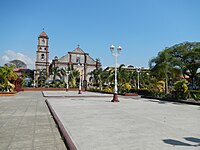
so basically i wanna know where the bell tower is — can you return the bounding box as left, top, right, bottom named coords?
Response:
left=35, top=31, right=49, bottom=81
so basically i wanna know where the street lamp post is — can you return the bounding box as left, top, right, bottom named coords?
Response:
left=136, top=67, right=141, bottom=89
left=66, top=71, right=70, bottom=91
left=33, top=69, right=36, bottom=88
left=78, top=64, right=83, bottom=94
left=110, top=45, right=122, bottom=102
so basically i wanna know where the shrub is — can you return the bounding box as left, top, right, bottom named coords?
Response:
left=102, top=87, right=113, bottom=93
left=174, top=80, right=188, bottom=93
left=172, top=80, right=189, bottom=100
left=156, top=81, right=165, bottom=93
left=87, top=88, right=100, bottom=92
left=190, top=90, right=200, bottom=101
left=120, top=83, right=132, bottom=93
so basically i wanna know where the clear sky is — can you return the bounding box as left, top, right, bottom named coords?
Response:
left=0, top=0, right=200, bottom=69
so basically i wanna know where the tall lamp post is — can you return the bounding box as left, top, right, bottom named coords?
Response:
left=136, top=67, right=141, bottom=89
left=66, top=71, right=70, bottom=91
left=78, top=64, right=83, bottom=94
left=33, top=69, right=36, bottom=88
left=110, top=45, right=122, bottom=102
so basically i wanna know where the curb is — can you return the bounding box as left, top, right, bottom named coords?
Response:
left=45, top=100, right=78, bottom=150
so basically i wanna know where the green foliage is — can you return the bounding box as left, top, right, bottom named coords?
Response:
left=172, top=80, right=189, bottom=100
left=0, top=65, right=17, bottom=92
left=149, top=42, right=200, bottom=91
left=87, top=87, right=101, bottom=92
left=68, top=65, right=80, bottom=88
left=120, top=83, right=131, bottom=93
left=37, top=69, right=47, bottom=87
left=102, top=87, right=113, bottom=93
left=174, top=80, right=188, bottom=93
left=156, top=81, right=165, bottom=93
left=190, top=90, right=200, bottom=101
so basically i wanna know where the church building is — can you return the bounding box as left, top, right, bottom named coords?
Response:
left=35, top=31, right=101, bottom=85
left=50, top=45, right=101, bottom=82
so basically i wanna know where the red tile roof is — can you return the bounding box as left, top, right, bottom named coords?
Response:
left=39, top=31, right=48, bottom=38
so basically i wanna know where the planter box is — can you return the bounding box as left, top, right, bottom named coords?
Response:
left=23, top=88, right=85, bottom=91
left=0, top=92, right=17, bottom=96
left=124, top=93, right=139, bottom=96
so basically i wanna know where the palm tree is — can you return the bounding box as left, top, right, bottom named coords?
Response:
left=89, top=68, right=104, bottom=90
left=51, top=66, right=61, bottom=81
left=37, top=69, right=47, bottom=87
left=117, top=64, right=131, bottom=92
left=149, top=49, right=174, bottom=93
left=68, top=65, right=80, bottom=88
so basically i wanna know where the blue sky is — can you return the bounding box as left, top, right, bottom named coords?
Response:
left=0, top=0, right=200, bottom=69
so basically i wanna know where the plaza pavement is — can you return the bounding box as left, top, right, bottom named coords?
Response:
left=46, top=91, right=200, bottom=150
left=0, top=91, right=66, bottom=150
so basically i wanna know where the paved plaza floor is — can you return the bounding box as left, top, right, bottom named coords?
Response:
left=0, top=91, right=200, bottom=150
left=46, top=91, right=200, bottom=150
left=0, top=91, right=66, bottom=150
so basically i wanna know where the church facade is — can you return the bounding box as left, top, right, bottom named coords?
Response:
left=35, top=31, right=101, bottom=85
left=50, top=46, right=101, bottom=81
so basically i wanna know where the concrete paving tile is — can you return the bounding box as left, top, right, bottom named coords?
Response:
left=56, top=143, right=68, bottom=150
left=34, top=139, right=55, bottom=148
left=34, top=145, right=57, bottom=150
left=9, top=147, right=32, bottom=150
left=35, top=128, right=52, bottom=134
left=8, top=140, right=32, bottom=149
left=34, top=132, right=53, bottom=138
left=0, top=135, right=13, bottom=143
left=0, top=142, right=10, bottom=150
left=0, top=128, right=15, bottom=135
left=0, top=91, right=67, bottom=150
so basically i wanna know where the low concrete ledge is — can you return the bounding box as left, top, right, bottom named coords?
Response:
left=0, top=92, right=17, bottom=96
left=45, top=100, right=77, bottom=150
left=141, top=95, right=200, bottom=106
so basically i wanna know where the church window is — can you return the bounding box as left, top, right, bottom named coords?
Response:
left=76, top=57, right=80, bottom=63
left=41, top=54, right=45, bottom=60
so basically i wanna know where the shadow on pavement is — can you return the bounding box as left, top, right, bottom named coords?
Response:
left=163, top=137, right=200, bottom=147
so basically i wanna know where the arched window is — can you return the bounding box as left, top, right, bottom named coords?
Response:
left=41, top=54, right=45, bottom=60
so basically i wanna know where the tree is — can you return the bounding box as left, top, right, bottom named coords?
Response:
left=149, top=41, right=200, bottom=91
left=89, top=68, right=107, bottom=90
left=51, top=66, right=61, bottom=81
left=149, top=49, right=175, bottom=93
left=169, top=42, right=200, bottom=89
left=117, top=64, right=132, bottom=92
left=6, top=59, right=27, bottom=68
